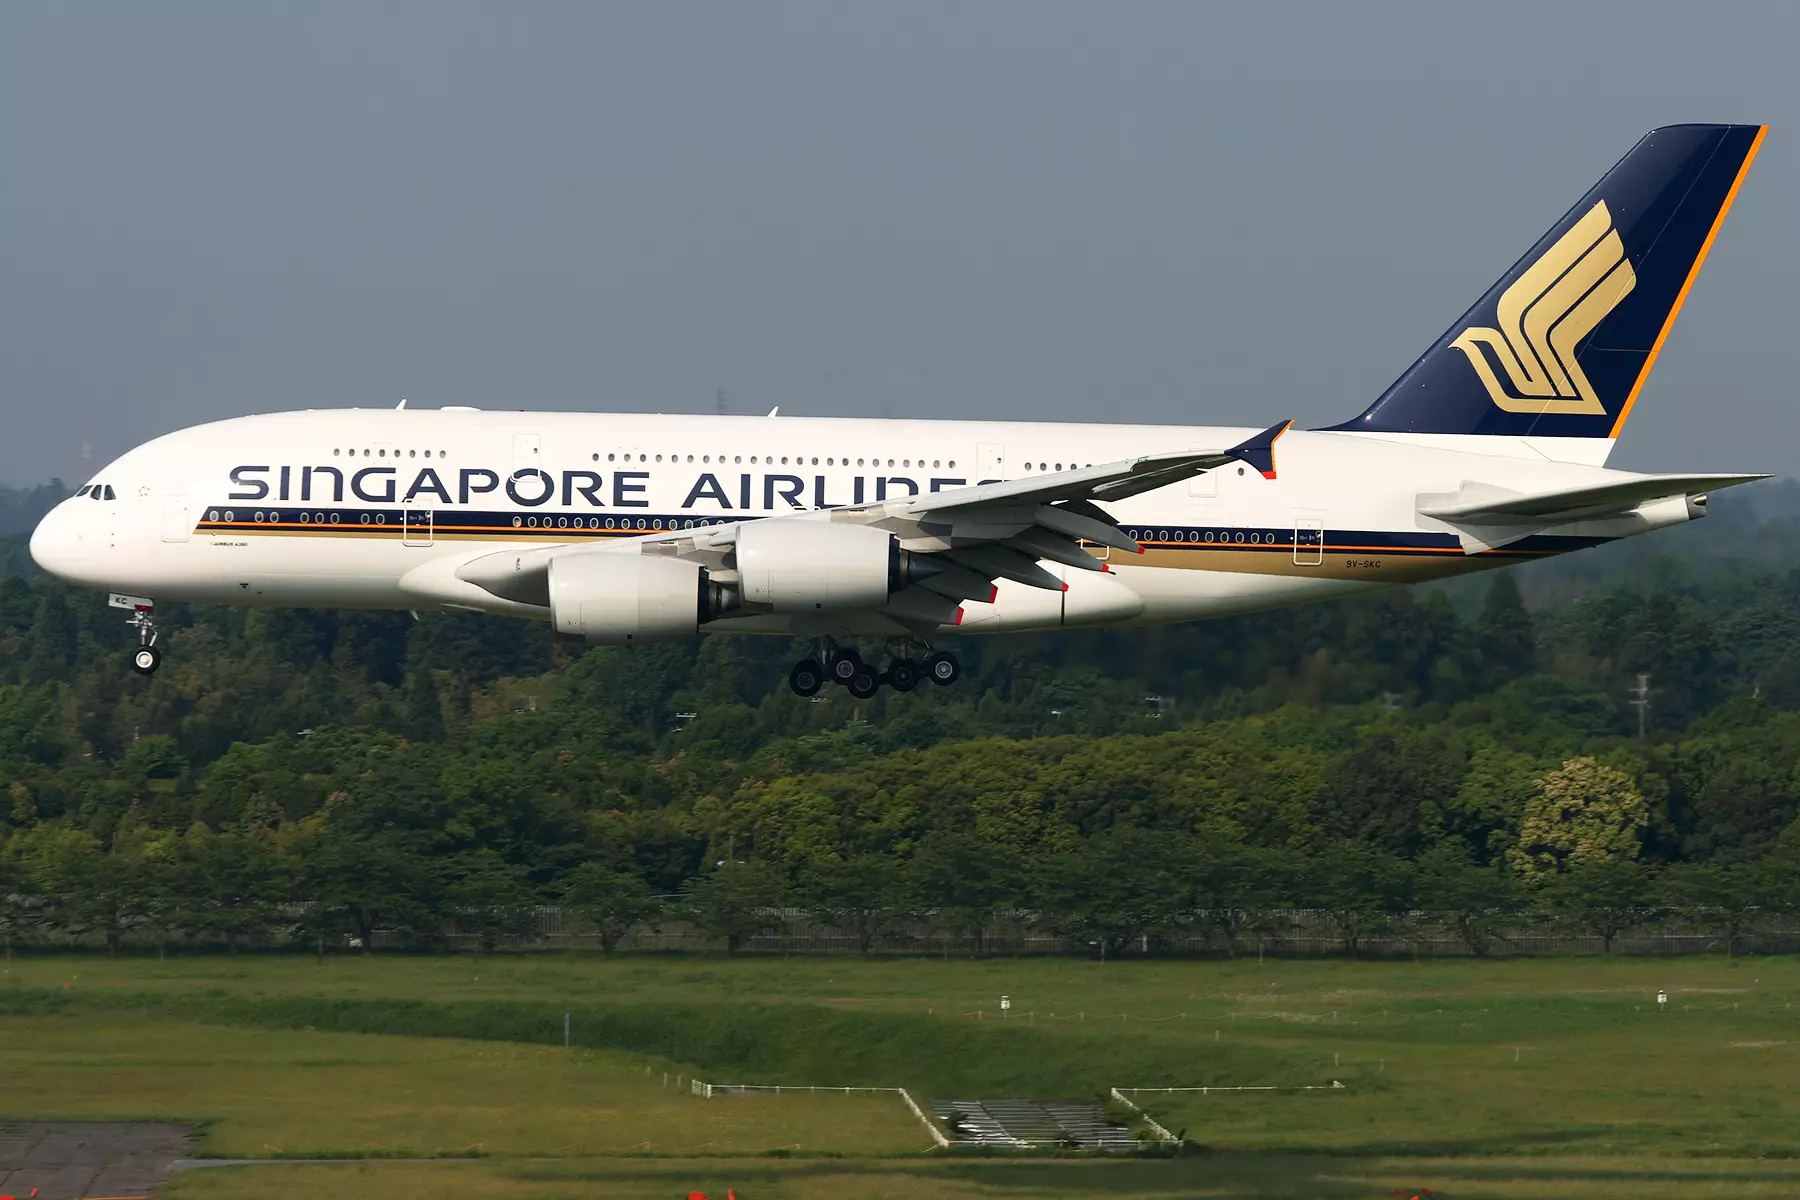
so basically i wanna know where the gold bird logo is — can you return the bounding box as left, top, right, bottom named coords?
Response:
left=1452, top=200, right=1636, bottom=415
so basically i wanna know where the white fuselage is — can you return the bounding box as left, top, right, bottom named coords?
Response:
left=29, top=407, right=1684, bottom=638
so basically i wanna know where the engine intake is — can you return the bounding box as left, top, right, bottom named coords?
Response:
left=734, top=521, right=898, bottom=613
left=548, top=552, right=735, bottom=644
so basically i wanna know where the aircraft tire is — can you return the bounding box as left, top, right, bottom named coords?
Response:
left=886, top=658, right=921, bottom=692
left=828, top=647, right=863, bottom=684
left=131, top=645, right=162, bottom=676
left=847, top=667, right=882, bottom=700
left=924, top=651, right=960, bottom=687
left=788, top=659, right=825, bottom=697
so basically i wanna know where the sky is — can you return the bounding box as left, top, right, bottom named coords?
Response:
left=3, top=1, right=1798, bottom=485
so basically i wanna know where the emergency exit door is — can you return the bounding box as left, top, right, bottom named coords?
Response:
left=403, top=509, right=434, bottom=547
left=1293, top=517, right=1324, bottom=565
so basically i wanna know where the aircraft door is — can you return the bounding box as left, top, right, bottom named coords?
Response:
left=977, top=442, right=1007, bottom=482
left=513, top=433, right=542, bottom=475
left=161, top=495, right=192, bottom=543
left=1293, top=515, right=1324, bottom=566
left=403, top=509, right=434, bottom=547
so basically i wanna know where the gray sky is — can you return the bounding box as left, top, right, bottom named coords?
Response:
left=3, top=1, right=1797, bottom=485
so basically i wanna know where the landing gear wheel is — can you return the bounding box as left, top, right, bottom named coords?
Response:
left=828, top=646, right=863, bottom=685
left=130, top=645, right=162, bottom=676
left=886, top=658, right=921, bottom=692
left=788, top=659, right=825, bottom=697
left=847, top=668, right=882, bottom=700
left=923, top=651, right=961, bottom=687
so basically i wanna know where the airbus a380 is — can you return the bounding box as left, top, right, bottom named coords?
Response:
left=29, top=124, right=1772, bottom=698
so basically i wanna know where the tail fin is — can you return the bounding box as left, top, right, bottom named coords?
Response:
left=1328, top=124, right=1765, bottom=447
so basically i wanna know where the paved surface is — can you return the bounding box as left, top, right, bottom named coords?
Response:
left=930, top=1099, right=1138, bottom=1149
left=0, top=1123, right=192, bottom=1200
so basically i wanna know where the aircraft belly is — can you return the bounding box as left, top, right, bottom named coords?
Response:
left=1113, top=560, right=1378, bottom=624
left=143, top=533, right=426, bottom=608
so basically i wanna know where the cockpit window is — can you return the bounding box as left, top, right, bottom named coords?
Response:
left=76, top=485, right=92, bottom=497
left=104, top=485, right=117, bottom=500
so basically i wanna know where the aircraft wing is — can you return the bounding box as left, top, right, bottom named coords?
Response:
left=453, top=421, right=1293, bottom=633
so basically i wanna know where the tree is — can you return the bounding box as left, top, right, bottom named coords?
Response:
left=1302, top=844, right=1414, bottom=958
left=0, top=843, right=41, bottom=960
left=562, top=861, right=663, bottom=952
left=1189, top=840, right=1289, bottom=956
left=1477, top=572, right=1536, bottom=685
left=295, top=818, right=440, bottom=952
left=906, top=831, right=1021, bottom=953
left=802, top=854, right=910, bottom=955
left=23, top=824, right=164, bottom=955
left=1539, top=858, right=1657, bottom=953
left=21, top=589, right=78, bottom=687
left=1661, top=861, right=1767, bottom=958
left=681, top=861, right=786, bottom=953
left=179, top=824, right=289, bottom=952
left=1415, top=842, right=1520, bottom=956
left=1032, top=827, right=1192, bottom=961
left=443, top=852, right=541, bottom=952
left=1508, top=757, right=1649, bottom=879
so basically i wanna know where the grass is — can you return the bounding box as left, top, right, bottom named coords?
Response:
left=157, top=1155, right=1800, bottom=1199
left=0, top=1014, right=929, bottom=1158
left=7, top=952, right=1800, bottom=1196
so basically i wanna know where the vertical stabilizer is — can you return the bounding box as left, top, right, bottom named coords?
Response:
left=1327, top=124, right=1764, bottom=449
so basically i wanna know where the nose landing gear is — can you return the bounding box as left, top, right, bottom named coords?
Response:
left=785, top=638, right=960, bottom=697
left=126, top=605, right=161, bottom=676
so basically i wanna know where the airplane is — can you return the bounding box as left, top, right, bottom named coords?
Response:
left=30, top=123, right=1771, bottom=699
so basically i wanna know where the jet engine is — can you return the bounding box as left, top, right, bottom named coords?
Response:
left=733, top=521, right=902, bottom=613
left=548, top=552, right=736, bottom=644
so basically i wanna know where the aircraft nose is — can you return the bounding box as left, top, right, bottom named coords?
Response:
left=29, top=502, right=88, bottom=583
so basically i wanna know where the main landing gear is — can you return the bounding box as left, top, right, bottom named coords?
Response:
left=787, top=639, right=960, bottom=698
left=127, top=607, right=162, bottom=676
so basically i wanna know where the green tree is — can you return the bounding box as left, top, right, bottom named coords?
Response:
left=1032, top=827, right=1191, bottom=961
left=1661, top=861, right=1767, bottom=958
left=1508, top=757, right=1649, bottom=879
left=295, top=817, right=440, bottom=952
left=907, top=831, right=1021, bottom=952
left=21, top=589, right=78, bottom=686
left=1477, top=572, right=1536, bottom=685
left=1539, top=858, right=1657, bottom=953
left=802, top=853, right=910, bottom=955
left=180, top=824, right=289, bottom=951
left=443, top=852, right=540, bottom=952
left=1415, top=842, right=1520, bottom=956
left=561, top=862, right=663, bottom=952
left=1302, top=844, right=1414, bottom=958
left=681, top=860, right=786, bottom=953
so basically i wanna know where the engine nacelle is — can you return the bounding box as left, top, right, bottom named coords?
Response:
left=548, top=552, right=731, bottom=644
left=735, top=521, right=898, bottom=613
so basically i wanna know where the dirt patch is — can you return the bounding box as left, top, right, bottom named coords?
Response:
left=0, top=1123, right=191, bottom=1199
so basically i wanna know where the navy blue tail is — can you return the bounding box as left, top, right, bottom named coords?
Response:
left=1326, top=124, right=1764, bottom=441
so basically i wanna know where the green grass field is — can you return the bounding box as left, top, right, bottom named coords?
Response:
left=4, top=952, right=1798, bottom=1198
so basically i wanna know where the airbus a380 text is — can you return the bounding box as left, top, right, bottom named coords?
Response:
left=30, top=124, right=1772, bottom=697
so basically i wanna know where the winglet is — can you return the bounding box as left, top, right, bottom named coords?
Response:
left=1228, top=419, right=1292, bottom=480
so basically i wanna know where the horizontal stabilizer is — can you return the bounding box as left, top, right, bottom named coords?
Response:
left=1419, top=473, right=1768, bottom=525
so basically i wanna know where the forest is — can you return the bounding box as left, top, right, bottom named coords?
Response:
left=6, top=479, right=1800, bottom=957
